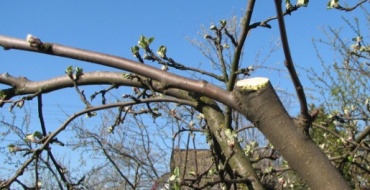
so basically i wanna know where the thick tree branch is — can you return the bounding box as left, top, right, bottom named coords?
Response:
left=0, top=35, right=238, bottom=110
left=0, top=72, right=138, bottom=103
left=234, top=77, right=350, bottom=189
left=356, top=125, right=370, bottom=143
left=196, top=97, right=265, bottom=190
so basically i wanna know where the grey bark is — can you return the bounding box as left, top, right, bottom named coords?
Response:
left=233, top=78, right=350, bottom=190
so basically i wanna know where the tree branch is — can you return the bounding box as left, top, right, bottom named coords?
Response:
left=224, top=0, right=256, bottom=142
left=333, top=0, right=368, bottom=12
left=249, top=5, right=302, bottom=29
left=228, top=0, right=256, bottom=91
left=0, top=35, right=238, bottom=110
left=274, top=0, right=310, bottom=133
left=234, top=77, right=351, bottom=189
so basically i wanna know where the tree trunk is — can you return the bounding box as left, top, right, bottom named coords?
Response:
left=233, top=77, right=350, bottom=190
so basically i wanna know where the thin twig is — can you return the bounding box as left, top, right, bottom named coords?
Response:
left=91, top=135, right=136, bottom=189
left=249, top=5, right=302, bottom=29
left=334, top=0, right=368, bottom=12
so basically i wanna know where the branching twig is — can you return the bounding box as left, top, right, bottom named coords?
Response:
left=224, top=27, right=238, bottom=47
left=206, top=26, right=229, bottom=82
left=249, top=5, right=302, bottom=29
left=311, top=122, right=362, bottom=148
left=172, top=128, right=204, bottom=139
left=333, top=0, right=368, bottom=12
left=90, top=84, right=118, bottom=104
left=235, top=124, right=254, bottom=133
left=38, top=157, right=64, bottom=189
left=145, top=47, right=225, bottom=81
left=91, top=134, right=136, bottom=189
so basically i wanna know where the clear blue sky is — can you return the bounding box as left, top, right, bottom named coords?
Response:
left=0, top=0, right=366, bottom=185
left=0, top=1, right=362, bottom=100
left=0, top=1, right=361, bottom=82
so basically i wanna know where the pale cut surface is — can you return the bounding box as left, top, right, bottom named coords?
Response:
left=235, top=77, right=269, bottom=91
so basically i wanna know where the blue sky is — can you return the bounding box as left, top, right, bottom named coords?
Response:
left=0, top=1, right=361, bottom=85
left=0, top=0, right=367, bottom=186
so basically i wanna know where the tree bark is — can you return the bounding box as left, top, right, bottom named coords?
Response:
left=197, top=96, right=265, bottom=190
left=233, top=77, right=350, bottom=190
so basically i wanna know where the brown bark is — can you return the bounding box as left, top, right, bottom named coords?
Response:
left=233, top=78, right=350, bottom=190
left=197, top=96, right=265, bottom=190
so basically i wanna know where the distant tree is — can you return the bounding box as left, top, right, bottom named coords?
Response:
left=306, top=5, right=370, bottom=188
left=0, top=1, right=368, bottom=189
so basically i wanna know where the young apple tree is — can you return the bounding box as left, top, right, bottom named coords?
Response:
left=1, top=0, right=367, bottom=189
